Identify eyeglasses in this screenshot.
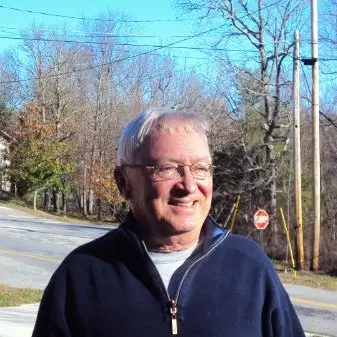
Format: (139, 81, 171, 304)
(122, 161, 214, 180)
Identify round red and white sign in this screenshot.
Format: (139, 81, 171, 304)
(254, 209, 269, 230)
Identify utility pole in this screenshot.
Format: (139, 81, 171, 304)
(293, 30, 304, 271)
(311, 0, 320, 271)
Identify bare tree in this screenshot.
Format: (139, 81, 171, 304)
(177, 0, 306, 249)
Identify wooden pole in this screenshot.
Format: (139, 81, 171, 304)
(280, 208, 297, 276)
(311, 0, 320, 271)
(293, 30, 304, 270)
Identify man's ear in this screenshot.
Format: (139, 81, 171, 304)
(114, 166, 131, 200)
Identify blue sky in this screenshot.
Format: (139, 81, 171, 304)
(0, 0, 335, 94)
(0, 0, 205, 60)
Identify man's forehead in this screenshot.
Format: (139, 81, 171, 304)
(135, 129, 211, 163)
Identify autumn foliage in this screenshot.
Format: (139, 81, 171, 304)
(6, 102, 73, 194)
(89, 165, 124, 205)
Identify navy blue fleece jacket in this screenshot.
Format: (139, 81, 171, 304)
(32, 215, 305, 337)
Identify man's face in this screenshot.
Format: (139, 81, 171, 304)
(122, 125, 213, 240)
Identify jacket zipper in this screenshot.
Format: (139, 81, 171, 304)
(120, 222, 230, 335)
(142, 230, 230, 335)
(169, 299, 178, 334)
(141, 241, 179, 334)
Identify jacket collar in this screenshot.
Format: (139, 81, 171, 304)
(120, 212, 229, 254)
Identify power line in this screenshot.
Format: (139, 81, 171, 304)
(302, 56, 337, 62)
(0, 0, 293, 84)
(0, 0, 292, 26)
(0, 35, 261, 53)
(0, 32, 301, 46)
(0, 0, 288, 24)
(0, 4, 193, 23)
(322, 124, 337, 159)
(0, 23, 228, 85)
(320, 58, 337, 61)
(0, 0, 301, 47)
(0, 24, 229, 40)
(320, 110, 337, 129)
(300, 62, 337, 130)
(300, 61, 311, 96)
(0, 24, 314, 47)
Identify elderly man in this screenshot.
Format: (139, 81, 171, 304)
(32, 107, 305, 337)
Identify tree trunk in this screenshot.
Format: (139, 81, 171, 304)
(83, 164, 88, 216)
(78, 189, 83, 209)
(62, 191, 67, 213)
(266, 139, 279, 249)
(97, 198, 102, 221)
(43, 188, 51, 210)
(53, 189, 59, 213)
(88, 189, 94, 215)
(270, 165, 278, 246)
(33, 190, 38, 210)
(83, 188, 88, 216)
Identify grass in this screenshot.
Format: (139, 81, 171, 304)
(274, 262, 337, 291)
(0, 284, 43, 307)
(0, 200, 116, 226)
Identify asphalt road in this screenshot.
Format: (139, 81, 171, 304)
(286, 283, 337, 336)
(0, 205, 336, 336)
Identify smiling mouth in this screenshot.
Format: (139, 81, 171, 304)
(170, 201, 195, 207)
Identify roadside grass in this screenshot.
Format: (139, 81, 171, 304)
(274, 261, 337, 291)
(0, 284, 43, 307)
(0, 200, 116, 226)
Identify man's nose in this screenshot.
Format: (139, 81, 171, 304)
(178, 166, 197, 193)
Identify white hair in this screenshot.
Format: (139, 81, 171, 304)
(116, 107, 208, 165)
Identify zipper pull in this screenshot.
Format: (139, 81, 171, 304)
(169, 299, 178, 335)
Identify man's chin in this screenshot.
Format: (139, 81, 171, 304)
(161, 218, 203, 235)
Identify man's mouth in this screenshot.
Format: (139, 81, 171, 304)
(170, 201, 195, 207)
